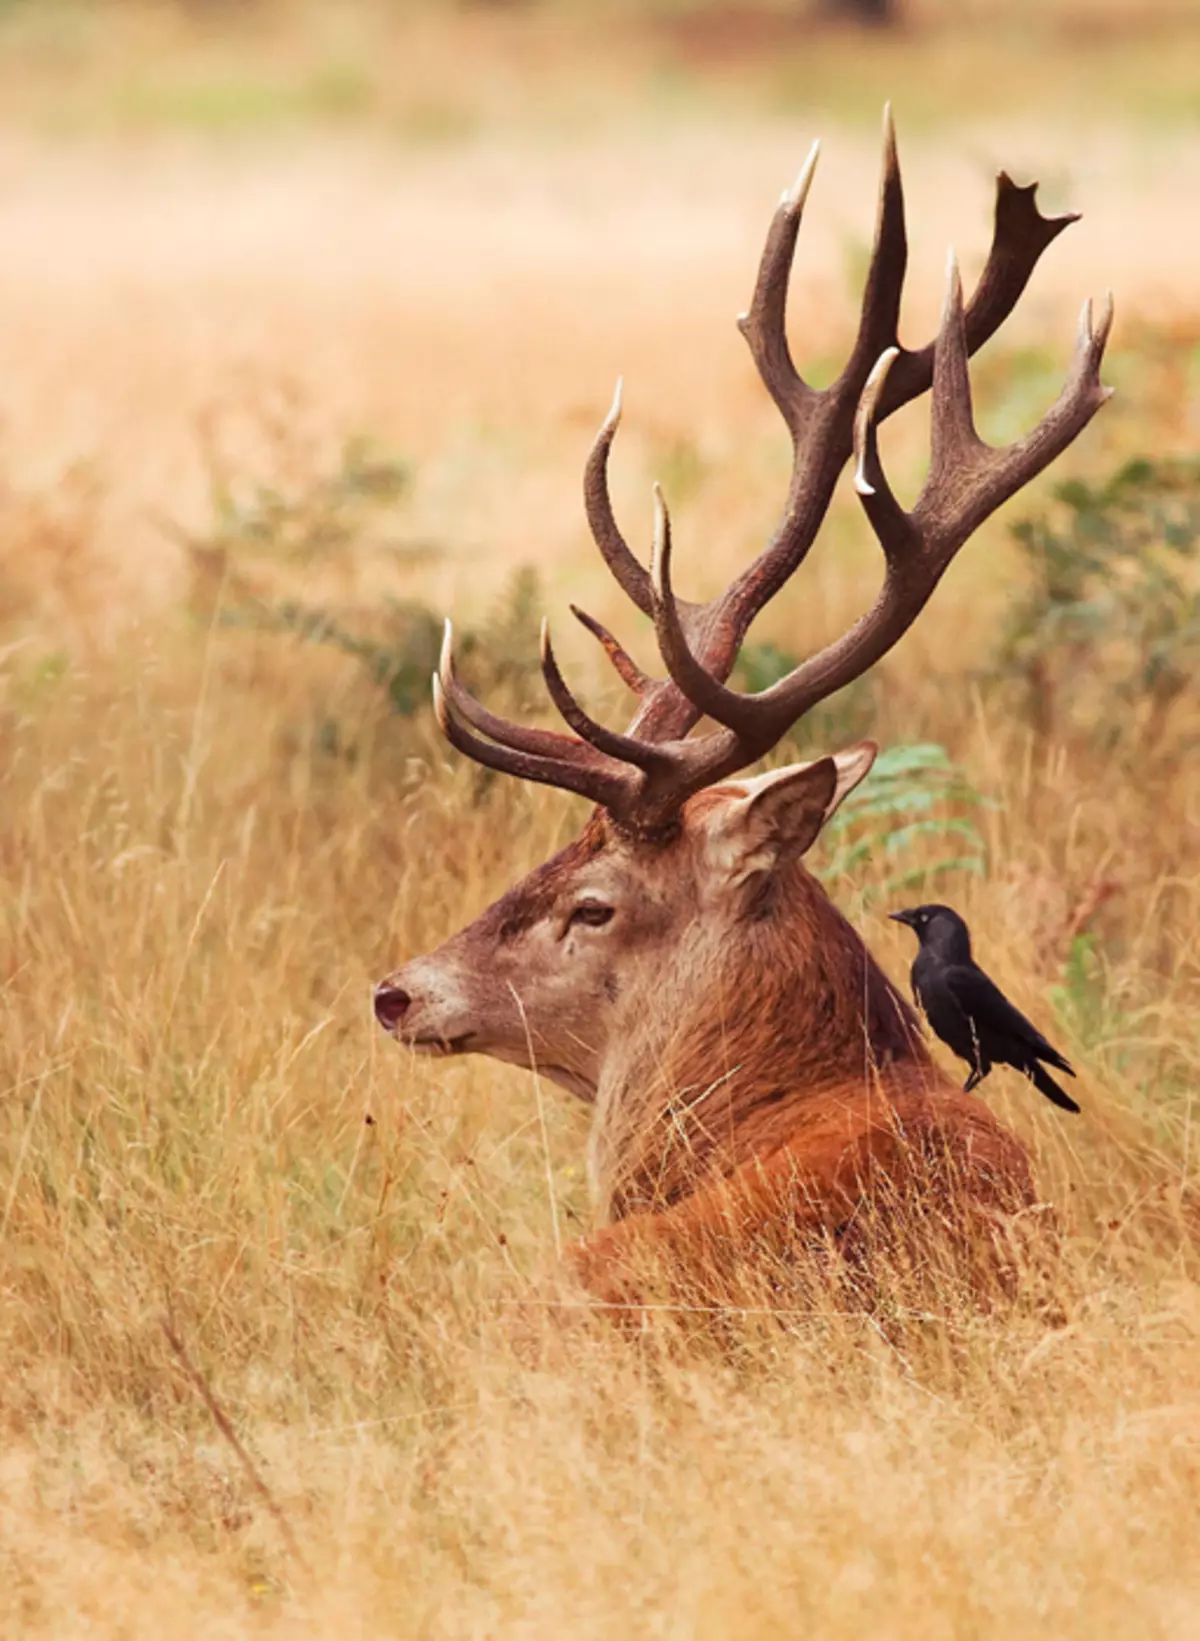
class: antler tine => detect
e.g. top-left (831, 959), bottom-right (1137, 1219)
top-left (582, 379), bottom-right (655, 618)
top-left (852, 346), bottom-right (903, 509)
top-left (646, 483), bottom-right (753, 733)
top-left (432, 672), bottom-right (635, 812)
top-left (435, 620), bottom-right (600, 766)
top-left (840, 103), bottom-right (908, 384)
top-left (736, 138), bottom-right (821, 432)
top-left (569, 604), bottom-right (652, 698)
top-left (539, 620), bottom-right (671, 773)
top-left (927, 249), bottom-right (985, 474)
top-left (716, 106), bottom-right (908, 640)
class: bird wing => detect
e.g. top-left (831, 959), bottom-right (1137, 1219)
top-left (912, 964), bottom-right (980, 1064)
top-left (942, 964), bottom-right (1076, 1076)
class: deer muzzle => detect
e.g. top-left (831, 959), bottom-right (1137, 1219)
top-left (372, 957), bottom-right (480, 1056)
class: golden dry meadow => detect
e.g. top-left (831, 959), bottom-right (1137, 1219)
top-left (2, 3), bottom-right (1200, 1635)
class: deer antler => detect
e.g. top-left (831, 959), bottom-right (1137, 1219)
top-left (435, 112), bottom-right (1112, 837)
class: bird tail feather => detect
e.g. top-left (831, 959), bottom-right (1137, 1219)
top-left (1029, 1061), bottom-right (1081, 1114)
top-left (1038, 1043), bottom-right (1076, 1077)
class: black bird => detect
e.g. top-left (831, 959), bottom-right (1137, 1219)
top-left (889, 903), bottom-right (1080, 1115)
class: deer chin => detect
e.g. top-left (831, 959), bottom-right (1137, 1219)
top-left (474, 1040), bottom-right (600, 1102)
top-left (397, 1030), bottom-right (596, 1100)
top-left (407, 1033), bottom-right (475, 1056)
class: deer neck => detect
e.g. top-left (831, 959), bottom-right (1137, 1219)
top-left (587, 872), bottom-right (930, 1222)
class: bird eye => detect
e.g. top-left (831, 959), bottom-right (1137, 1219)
top-left (567, 902), bottom-right (614, 931)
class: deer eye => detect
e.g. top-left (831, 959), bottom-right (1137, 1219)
top-left (567, 902), bottom-right (615, 931)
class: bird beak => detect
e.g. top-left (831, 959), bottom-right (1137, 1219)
top-left (888, 910), bottom-right (915, 928)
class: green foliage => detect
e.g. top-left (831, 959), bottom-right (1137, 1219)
top-left (1043, 933), bottom-right (1166, 1100)
top-left (819, 742), bottom-right (992, 897)
top-left (182, 430), bottom-right (544, 723)
top-left (732, 639), bottom-right (795, 695)
top-left (995, 456), bottom-right (1200, 749)
top-left (257, 564), bottom-right (546, 722)
top-left (1046, 932), bottom-right (1112, 1055)
top-left (450, 563), bottom-right (548, 717)
top-left (215, 593), bottom-right (446, 718)
top-left (187, 432), bottom-right (415, 573)
top-left (110, 63), bottom-right (374, 131)
top-left (654, 435), bottom-right (710, 506)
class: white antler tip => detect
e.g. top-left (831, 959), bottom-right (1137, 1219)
top-left (881, 103), bottom-right (898, 163)
top-left (431, 672), bottom-right (448, 728)
top-left (1097, 289), bottom-right (1115, 344)
top-left (605, 377), bottom-right (624, 427)
top-left (539, 616), bottom-right (551, 661)
top-left (865, 344), bottom-right (900, 390)
top-left (854, 350), bottom-right (899, 489)
top-left (784, 139), bottom-right (820, 211)
top-left (941, 247), bottom-right (964, 320)
top-left (649, 483), bottom-right (671, 587)
top-left (438, 617), bottom-right (454, 675)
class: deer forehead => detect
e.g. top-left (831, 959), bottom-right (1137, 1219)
top-left (470, 825), bottom-right (662, 941)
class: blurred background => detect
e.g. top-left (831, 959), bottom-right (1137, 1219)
top-left (1, 0), bottom-right (1197, 644)
top-left (3, 9), bottom-right (1200, 1631)
top-left (4, 0), bottom-right (1200, 1294)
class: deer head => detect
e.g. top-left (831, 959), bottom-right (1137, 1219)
top-left (375, 113), bottom-right (1111, 1210)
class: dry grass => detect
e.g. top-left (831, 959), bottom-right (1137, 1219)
top-left (2, 7), bottom-right (1200, 1636)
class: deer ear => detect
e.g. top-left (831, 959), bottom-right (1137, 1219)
top-left (705, 741), bottom-right (877, 886)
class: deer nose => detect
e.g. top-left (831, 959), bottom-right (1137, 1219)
top-left (373, 983), bottom-right (412, 1032)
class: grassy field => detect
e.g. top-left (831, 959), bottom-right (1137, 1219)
top-left (3, 4), bottom-right (1200, 1635)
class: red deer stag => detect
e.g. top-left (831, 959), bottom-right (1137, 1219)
top-left (375, 114), bottom-right (1112, 1310)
